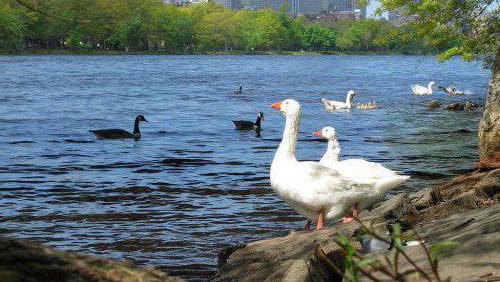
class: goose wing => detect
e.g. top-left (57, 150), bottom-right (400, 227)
top-left (332, 159), bottom-right (398, 183)
top-left (232, 120), bottom-right (255, 130)
top-left (283, 161), bottom-right (374, 208)
top-left (411, 84), bottom-right (428, 94)
top-left (90, 129), bottom-right (133, 139)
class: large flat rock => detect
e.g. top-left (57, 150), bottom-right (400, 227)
top-left (217, 169), bottom-right (500, 281)
top-left (0, 236), bottom-right (184, 282)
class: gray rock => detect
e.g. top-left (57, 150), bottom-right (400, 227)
top-left (426, 100), bottom-right (441, 110)
top-left (217, 169), bottom-right (500, 281)
top-left (0, 237), bottom-right (184, 282)
top-left (358, 204), bottom-right (500, 282)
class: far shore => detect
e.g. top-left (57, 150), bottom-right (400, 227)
top-left (0, 49), bottom-right (437, 56)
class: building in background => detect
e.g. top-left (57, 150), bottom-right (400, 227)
top-left (209, 0), bottom-right (366, 17)
top-left (319, 0), bottom-right (366, 19)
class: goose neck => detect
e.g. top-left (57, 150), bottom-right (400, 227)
top-left (346, 94), bottom-right (353, 107)
top-left (255, 116), bottom-right (262, 128)
top-left (133, 119), bottom-right (140, 134)
top-left (276, 112), bottom-right (300, 158)
top-left (322, 139), bottom-right (340, 162)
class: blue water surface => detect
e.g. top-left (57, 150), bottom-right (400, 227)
top-left (0, 55), bottom-right (490, 280)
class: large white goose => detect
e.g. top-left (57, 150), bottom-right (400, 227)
top-left (313, 126), bottom-right (410, 222)
top-left (411, 81), bottom-right (437, 95)
top-left (270, 99), bottom-right (379, 231)
top-left (321, 90), bottom-right (356, 111)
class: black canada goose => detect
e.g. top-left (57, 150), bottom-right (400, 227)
top-left (232, 112), bottom-right (263, 133)
top-left (90, 115), bottom-right (148, 141)
top-left (233, 86), bottom-right (243, 94)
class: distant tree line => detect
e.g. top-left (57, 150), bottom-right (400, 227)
top-left (0, 0), bottom-right (459, 54)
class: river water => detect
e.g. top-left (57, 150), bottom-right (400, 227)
top-left (0, 55), bottom-right (490, 280)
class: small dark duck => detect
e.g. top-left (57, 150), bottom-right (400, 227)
top-left (233, 112), bottom-right (263, 133)
top-left (90, 115), bottom-right (148, 141)
top-left (233, 86), bottom-right (243, 94)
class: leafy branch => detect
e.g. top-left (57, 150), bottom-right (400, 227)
top-left (319, 217), bottom-right (458, 282)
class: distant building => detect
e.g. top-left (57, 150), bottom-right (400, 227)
top-left (163, 0), bottom-right (207, 5)
top-left (321, 0), bottom-right (366, 19)
top-left (298, 0), bottom-right (322, 15)
top-left (212, 0), bottom-right (365, 17)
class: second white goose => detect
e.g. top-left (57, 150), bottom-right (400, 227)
top-left (313, 126), bottom-right (410, 222)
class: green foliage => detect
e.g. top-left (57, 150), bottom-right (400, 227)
top-left (302, 24), bottom-right (336, 51)
top-left (429, 240), bottom-right (458, 265)
top-left (0, 2), bottom-right (25, 50)
top-left (0, 0), bottom-right (462, 54)
top-left (329, 222), bottom-right (457, 282)
top-left (374, 0), bottom-right (499, 63)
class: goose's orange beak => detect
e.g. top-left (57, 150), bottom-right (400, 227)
top-left (271, 101), bottom-right (282, 110)
top-left (312, 130), bottom-right (321, 136)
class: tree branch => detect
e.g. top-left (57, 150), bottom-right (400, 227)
top-left (14, 0), bottom-right (89, 23)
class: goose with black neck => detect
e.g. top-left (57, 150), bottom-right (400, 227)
top-left (90, 115), bottom-right (148, 141)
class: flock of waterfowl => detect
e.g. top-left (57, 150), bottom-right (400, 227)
top-left (231, 82), bottom-right (472, 231)
top-left (87, 82), bottom-right (473, 232)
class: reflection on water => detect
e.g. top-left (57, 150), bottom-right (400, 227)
top-left (0, 55), bottom-right (489, 280)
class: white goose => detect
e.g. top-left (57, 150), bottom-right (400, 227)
top-left (321, 90), bottom-right (356, 111)
top-left (313, 126), bottom-right (410, 222)
top-left (313, 126), bottom-right (340, 167)
top-left (411, 81), bottom-right (437, 95)
top-left (270, 99), bottom-right (380, 231)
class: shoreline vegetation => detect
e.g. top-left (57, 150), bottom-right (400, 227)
top-left (0, 1), bottom-right (458, 56)
top-left (0, 49), bottom-right (441, 56)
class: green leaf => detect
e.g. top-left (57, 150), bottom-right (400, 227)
top-left (355, 256), bottom-right (378, 266)
top-left (429, 240), bottom-right (459, 262)
top-left (392, 224), bottom-right (404, 250)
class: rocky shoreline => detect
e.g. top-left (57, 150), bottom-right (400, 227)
top-left (216, 155), bottom-right (500, 281)
top-left (0, 236), bottom-right (184, 282)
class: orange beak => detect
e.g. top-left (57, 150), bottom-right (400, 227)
top-left (271, 101), bottom-right (282, 110)
top-left (312, 130), bottom-right (321, 136)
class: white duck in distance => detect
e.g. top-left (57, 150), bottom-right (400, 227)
top-left (411, 81), bottom-right (437, 95)
top-left (313, 126), bottom-right (410, 222)
top-left (270, 99), bottom-right (374, 231)
top-left (321, 90), bottom-right (356, 111)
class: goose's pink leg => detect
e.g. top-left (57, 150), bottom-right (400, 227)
top-left (341, 204), bottom-right (358, 224)
top-left (304, 220), bottom-right (312, 231)
top-left (316, 209), bottom-right (324, 230)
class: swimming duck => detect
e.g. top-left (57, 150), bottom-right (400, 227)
top-left (270, 99), bottom-right (375, 231)
top-left (232, 112), bottom-right (263, 133)
top-left (313, 126), bottom-right (410, 222)
top-left (439, 86), bottom-right (464, 95)
top-left (233, 86), bottom-right (243, 94)
top-left (411, 81), bottom-right (437, 95)
top-left (356, 101), bottom-right (377, 110)
top-left (321, 90), bottom-right (356, 111)
top-left (90, 115), bottom-right (148, 141)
